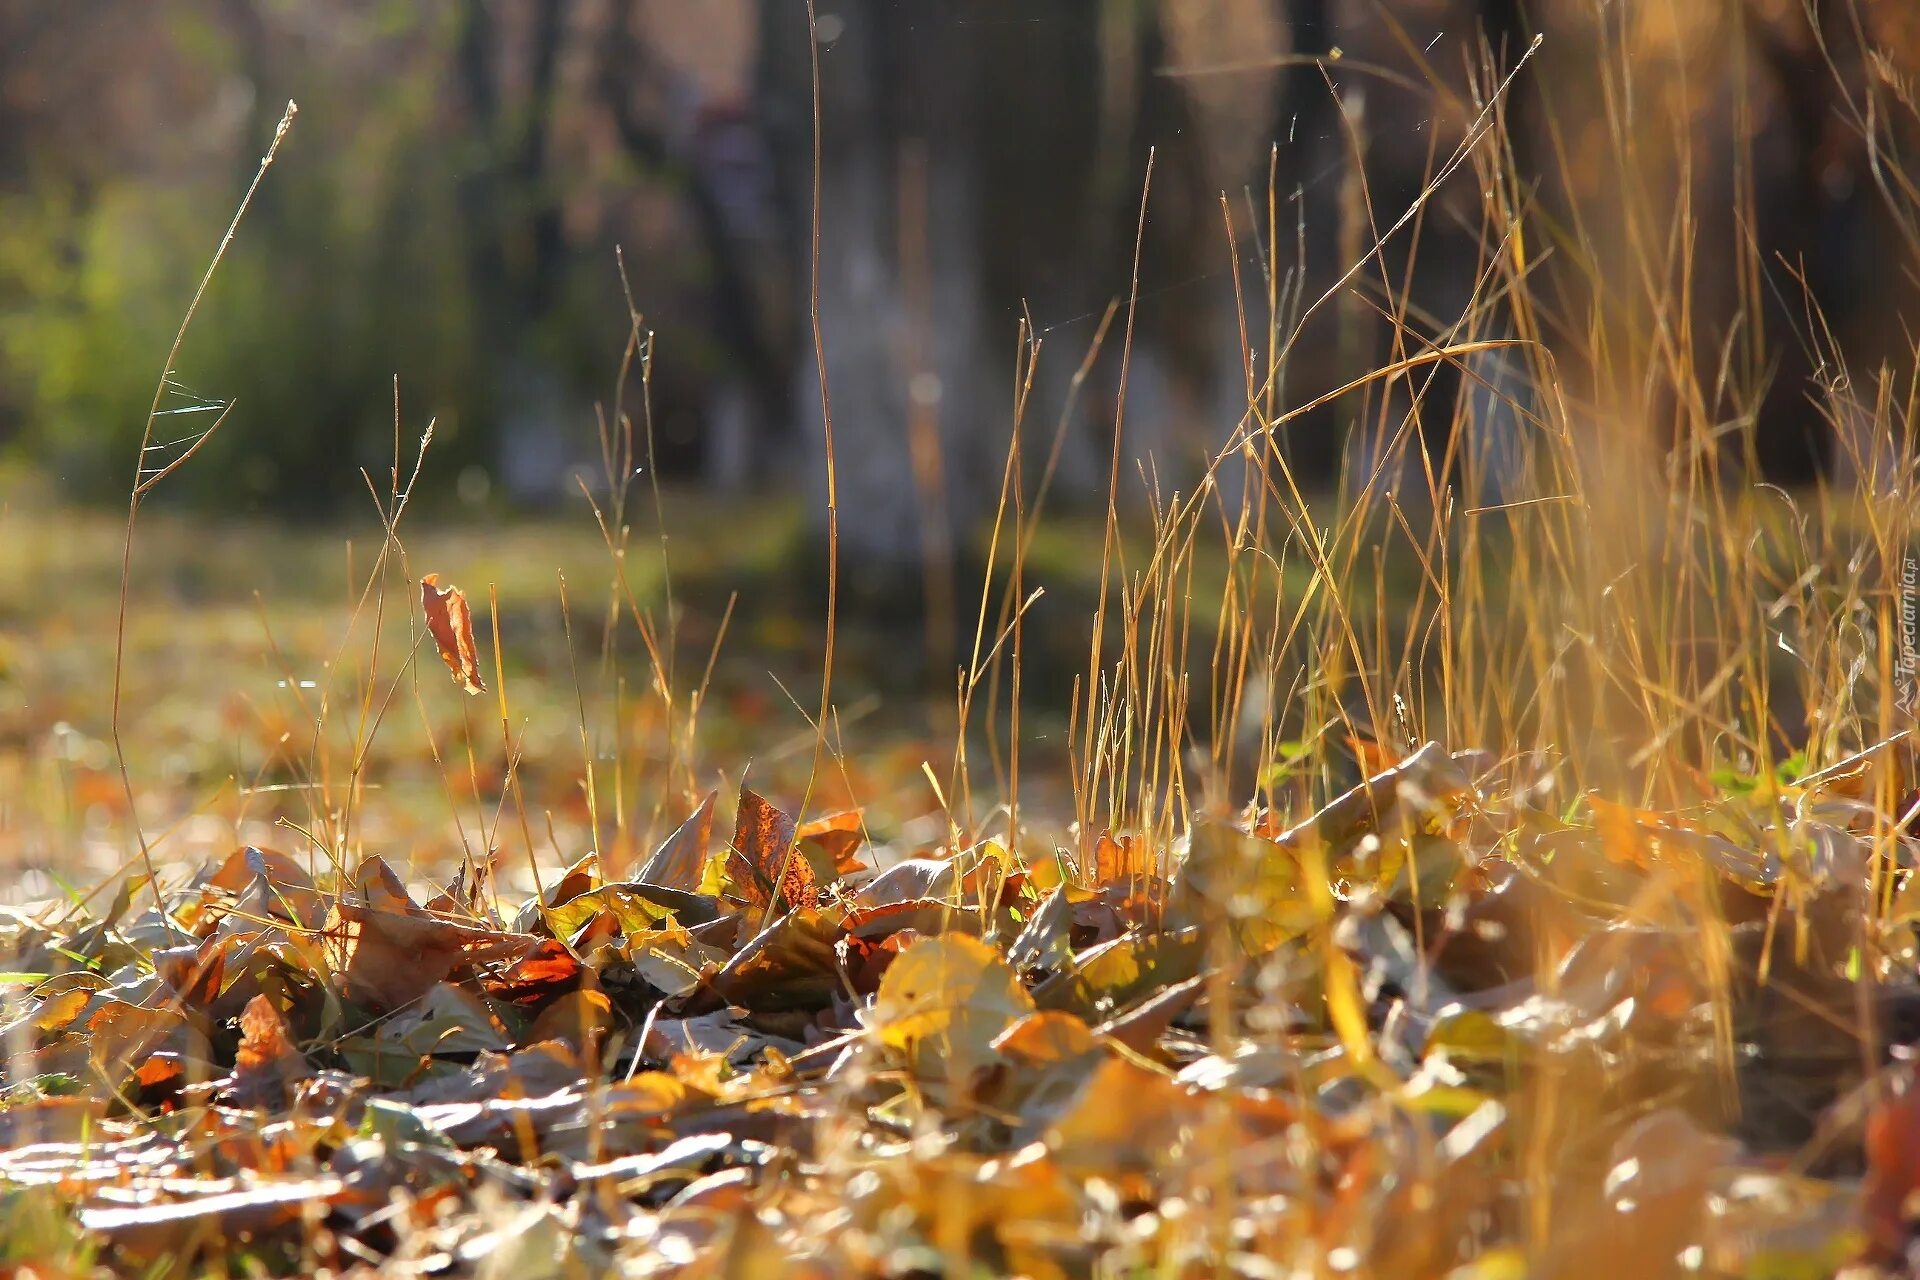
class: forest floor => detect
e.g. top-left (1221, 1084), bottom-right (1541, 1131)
top-left (3, 480), bottom-right (1919, 1279)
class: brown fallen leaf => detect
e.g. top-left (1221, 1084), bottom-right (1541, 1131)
top-left (1047, 1056), bottom-right (1202, 1176)
top-left (231, 994), bottom-right (311, 1107)
top-left (638, 791), bottom-right (717, 890)
top-left (1092, 971), bottom-right (1209, 1056)
top-left (205, 845), bottom-right (326, 929)
top-left (707, 906), bottom-right (848, 1010)
top-left (724, 788), bottom-right (801, 909)
top-left (1272, 741), bottom-right (1475, 857)
top-left (526, 988), bottom-right (612, 1055)
top-left (331, 856), bottom-right (534, 1010)
top-left (421, 572), bottom-right (487, 695)
top-left (1866, 1073), bottom-right (1920, 1257)
top-left (854, 857), bottom-right (957, 908)
top-left (1552, 1107), bottom-right (1736, 1277)
top-left (85, 1001), bottom-right (187, 1081)
top-left (795, 810), bottom-right (868, 877)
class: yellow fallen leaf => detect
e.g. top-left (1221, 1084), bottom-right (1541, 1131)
top-left (869, 934), bottom-right (1035, 1087)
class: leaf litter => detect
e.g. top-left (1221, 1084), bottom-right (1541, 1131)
top-left (4, 745), bottom-right (1920, 1275)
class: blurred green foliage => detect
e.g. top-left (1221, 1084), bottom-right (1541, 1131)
top-left (0, 2), bottom-right (716, 514)
top-left (1, 158), bottom-right (491, 511)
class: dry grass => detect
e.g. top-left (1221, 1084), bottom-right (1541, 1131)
top-left (6, 6), bottom-right (1920, 1277)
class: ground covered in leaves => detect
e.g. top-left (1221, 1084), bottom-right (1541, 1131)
top-left (7, 734), bottom-right (1920, 1277)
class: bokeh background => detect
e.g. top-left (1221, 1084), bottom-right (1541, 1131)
top-left (7, 3), bottom-right (1917, 529)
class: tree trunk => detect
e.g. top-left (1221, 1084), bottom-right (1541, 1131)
top-left (785, 1), bottom-right (987, 599)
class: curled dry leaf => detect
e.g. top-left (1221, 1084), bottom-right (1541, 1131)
top-left (855, 857), bottom-right (957, 908)
top-left (421, 572), bottom-right (487, 695)
top-left (1274, 741), bottom-right (1474, 857)
top-left (205, 845), bottom-right (325, 929)
top-left (231, 993), bottom-right (310, 1107)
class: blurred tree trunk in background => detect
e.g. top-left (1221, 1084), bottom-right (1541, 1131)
top-left (763, 0), bottom-right (987, 602)
top-left (598, 2), bottom-right (793, 490)
top-left (456, 0), bottom-right (580, 503)
top-left (757, 0), bottom-right (1289, 601)
top-left (6, 0), bottom-right (1915, 519)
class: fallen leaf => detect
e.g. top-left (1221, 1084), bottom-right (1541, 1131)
top-left (709, 907), bottom-right (846, 1010)
top-left (84, 1001), bottom-right (185, 1081)
top-left (855, 857), bottom-right (957, 908)
top-left (205, 845), bottom-right (325, 929)
top-left (724, 788), bottom-right (801, 909)
top-left (1005, 885), bottom-right (1072, 972)
top-left (991, 1010), bottom-right (1097, 1065)
top-left (868, 934), bottom-right (1035, 1088)
top-left (795, 810), bottom-right (868, 876)
top-left (482, 939), bottom-right (582, 1003)
top-left (1048, 1056), bottom-right (1200, 1175)
top-left (1867, 1075), bottom-right (1920, 1256)
top-left (526, 988), bottom-right (612, 1054)
top-left (421, 572), bottom-right (487, 695)
top-left (380, 983), bottom-right (513, 1057)
top-left (332, 856), bottom-right (533, 1010)
top-left (1093, 832), bottom-right (1154, 885)
top-left (1092, 971), bottom-right (1208, 1055)
top-left (231, 993), bottom-right (310, 1107)
top-left (547, 884), bottom-right (677, 942)
top-left (638, 792), bottom-right (717, 890)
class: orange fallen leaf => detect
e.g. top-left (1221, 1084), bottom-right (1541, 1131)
top-left (421, 573), bottom-right (487, 695)
top-left (232, 993), bottom-right (310, 1107)
top-left (135, 1053), bottom-right (185, 1091)
top-left (991, 1010), bottom-right (1098, 1065)
top-left (1867, 1077), bottom-right (1920, 1257)
top-left (796, 810), bottom-right (868, 877)
top-left (484, 939), bottom-right (584, 1004)
top-left (725, 788), bottom-right (802, 909)
top-left (1347, 733), bottom-right (1402, 777)
top-left (1093, 832), bottom-right (1154, 885)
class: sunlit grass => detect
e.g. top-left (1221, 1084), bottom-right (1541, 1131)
top-left (5, 3), bottom-right (1920, 1276)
